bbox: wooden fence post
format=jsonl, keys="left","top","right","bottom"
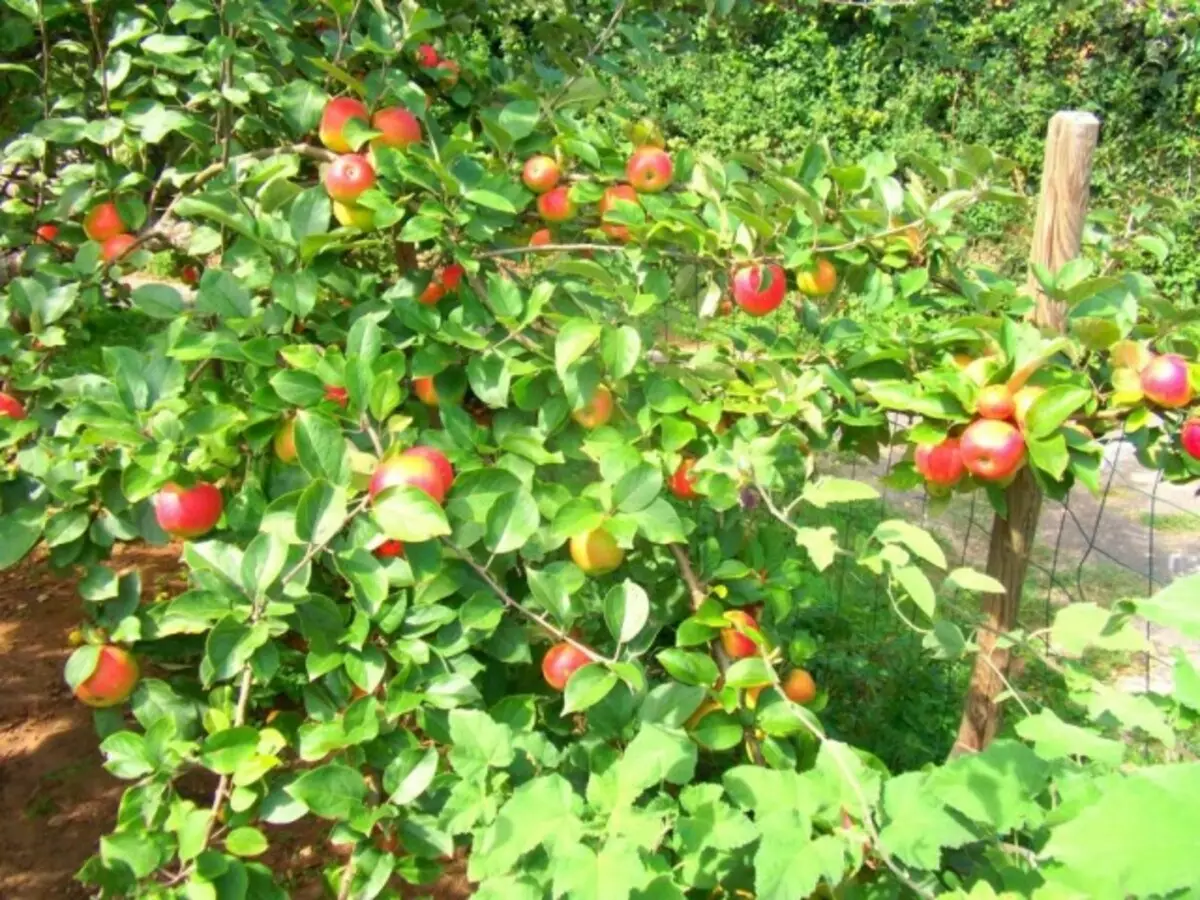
{"left": 951, "top": 111, "right": 1101, "bottom": 757}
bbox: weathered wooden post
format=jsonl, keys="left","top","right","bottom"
{"left": 952, "top": 111, "right": 1101, "bottom": 756}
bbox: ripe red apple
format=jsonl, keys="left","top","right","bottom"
{"left": 333, "top": 201, "right": 375, "bottom": 230}
{"left": 375, "top": 539, "right": 405, "bottom": 559}
{"left": 35, "top": 224, "right": 58, "bottom": 243}
{"left": 274, "top": 419, "right": 297, "bottom": 463}
{"left": 537, "top": 186, "right": 576, "bottom": 223}
{"left": 720, "top": 609, "right": 759, "bottom": 660}
{"left": 180, "top": 264, "right": 201, "bottom": 285}
{"left": 369, "top": 453, "right": 448, "bottom": 504}
{"left": 416, "top": 44, "right": 439, "bottom": 67}
{"left": 154, "top": 482, "right": 224, "bottom": 539}
{"left": 436, "top": 59, "right": 459, "bottom": 86}
{"left": 319, "top": 96, "right": 369, "bottom": 153}
{"left": 83, "top": 201, "right": 126, "bottom": 242}
{"left": 325, "top": 154, "right": 376, "bottom": 203}
{"left": 412, "top": 376, "right": 439, "bottom": 406}
{"left": 529, "top": 228, "right": 553, "bottom": 247}
{"left": 372, "top": 106, "right": 422, "bottom": 150}
{"left": 324, "top": 385, "right": 349, "bottom": 407}
{"left": 571, "top": 385, "right": 614, "bottom": 429}
{"left": 569, "top": 526, "right": 624, "bottom": 575}
{"left": 401, "top": 446, "right": 454, "bottom": 496}
{"left": 731, "top": 264, "right": 787, "bottom": 316}
{"left": 522, "top": 155, "right": 561, "bottom": 194}
{"left": 1141, "top": 354, "right": 1193, "bottom": 408}
{"left": 960, "top": 419, "right": 1026, "bottom": 482}
{"left": 101, "top": 234, "right": 138, "bottom": 264}
{"left": 796, "top": 258, "right": 837, "bottom": 297}
{"left": 1181, "top": 419, "right": 1200, "bottom": 460}
{"left": 976, "top": 384, "right": 1015, "bottom": 421}
{"left": 781, "top": 668, "right": 817, "bottom": 705}
{"left": 669, "top": 458, "right": 699, "bottom": 500}
{"left": 598, "top": 184, "right": 639, "bottom": 242}
{"left": 914, "top": 437, "right": 965, "bottom": 487}
{"left": 418, "top": 280, "right": 445, "bottom": 306}
{"left": 542, "top": 642, "right": 589, "bottom": 691}
{"left": 73, "top": 645, "right": 139, "bottom": 708}
{"left": 441, "top": 263, "right": 465, "bottom": 292}
{"left": 626, "top": 146, "right": 673, "bottom": 193}
{"left": 0, "top": 392, "right": 27, "bottom": 420}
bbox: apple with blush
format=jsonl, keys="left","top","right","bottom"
{"left": 101, "top": 234, "right": 138, "bottom": 264}
{"left": 571, "top": 385, "right": 614, "bottom": 429}
{"left": 371, "top": 106, "right": 421, "bottom": 150}
{"left": 542, "top": 642, "right": 590, "bottom": 691}
{"left": 960, "top": 419, "right": 1026, "bottom": 482}
{"left": 976, "top": 384, "right": 1015, "bottom": 421}
{"left": 732, "top": 264, "right": 787, "bottom": 316}
{"left": 522, "top": 155, "right": 560, "bottom": 194}
{"left": 71, "top": 645, "right": 139, "bottom": 708}
{"left": 537, "top": 186, "right": 576, "bottom": 223}
{"left": 154, "top": 482, "right": 224, "bottom": 539}
{"left": 319, "top": 97, "right": 369, "bottom": 153}
{"left": 84, "top": 201, "right": 126, "bottom": 242}
{"left": 914, "top": 437, "right": 965, "bottom": 487}
{"left": 598, "top": 184, "right": 639, "bottom": 242}
{"left": 668, "top": 458, "right": 699, "bottom": 500}
{"left": 626, "top": 146, "right": 673, "bottom": 193}
{"left": 1141, "top": 354, "right": 1193, "bottom": 408}
{"left": 796, "top": 258, "right": 837, "bottom": 297}
{"left": 0, "top": 391, "right": 27, "bottom": 420}
{"left": 324, "top": 154, "right": 376, "bottom": 203}
{"left": 720, "top": 609, "right": 759, "bottom": 660}
{"left": 1181, "top": 419, "right": 1200, "bottom": 460}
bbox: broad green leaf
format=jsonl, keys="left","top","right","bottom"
{"left": 286, "top": 763, "right": 367, "bottom": 819}
{"left": 131, "top": 284, "right": 184, "bottom": 319}
{"left": 1014, "top": 709, "right": 1125, "bottom": 765}
{"left": 555, "top": 319, "right": 601, "bottom": 380}
{"left": 657, "top": 648, "right": 720, "bottom": 686}
{"left": 801, "top": 477, "right": 880, "bottom": 508}
{"left": 879, "top": 771, "right": 979, "bottom": 870}
{"left": 468, "top": 775, "right": 581, "bottom": 881}
{"left": 945, "top": 567, "right": 1005, "bottom": 594}
{"left": 448, "top": 709, "right": 515, "bottom": 780}
{"left": 374, "top": 486, "right": 451, "bottom": 542}
{"left": 601, "top": 326, "right": 641, "bottom": 380}
{"left": 604, "top": 580, "right": 650, "bottom": 643}
{"left": 200, "top": 727, "right": 259, "bottom": 774}
{"left": 793, "top": 526, "right": 839, "bottom": 572}
{"left": 874, "top": 520, "right": 946, "bottom": 569}
{"left": 485, "top": 489, "right": 539, "bottom": 554}
{"left": 563, "top": 664, "right": 618, "bottom": 714}
{"left": 1025, "top": 385, "right": 1093, "bottom": 439}
{"left": 0, "top": 505, "right": 45, "bottom": 570}
{"left": 613, "top": 463, "right": 662, "bottom": 513}
{"left": 296, "top": 480, "right": 348, "bottom": 546}
{"left": 385, "top": 747, "right": 440, "bottom": 806}
{"left": 225, "top": 826, "right": 268, "bottom": 857}
{"left": 294, "top": 411, "right": 351, "bottom": 486}
{"left": 894, "top": 565, "right": 936, "bottom": 618}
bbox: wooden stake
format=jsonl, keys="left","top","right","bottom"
{"left": 951, "top": 111, "right": 1100, "bottom": 757}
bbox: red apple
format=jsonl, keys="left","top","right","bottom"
{"left": 375, "top": 539, "right": 405, "bottom": 559}
{"left": 571, "top": 386, "right": 614, "bottom": 429}
{"left": 960, "top": 419, "right": 1026, "bottom": 482}
{"left": 537, "top": 186, "right": 576, "bottom": 223}
{"left": 1141, "top": 354, "right": 1193, "bottom": 409}
{"left": 529, "top": 228, "right": 553, "bottom": 247}
{"left": 83, "top": 201, "right": 126, "bottom": 242}
{"left": 72, "top": 645, "right": 139, "bottom": 708}
{"left": 669, "top": 458, "right": 699, "bottom": 500}
{"left": 401, "top": 445, "right": 454, "bottom": 496}
{"left": 101, "top": 233, "right": 138, "bottom": 264}
{"left": 731, "top": 264, "right": 787, "bottom": 316}
{"left": 542, "top": 642, "right": 589, "bottom": 692}
{"left": 720, "top": 609, "right": 759, "bottom": 660}
{"left": 976, "top": 384, "right": 1015, "bottom": 421}
{"left": 180, "top": 264, "right": 201, "bottom": 285}
{"left": 598, "top": 184, "right": 639, "bottom": 242}
{"left": 325, "top": 385, "right": 349, "bottom": 407}
{"left": 372, "top": 106, "right": 422, "bottom": 150}
{"left": 416, "top": 44, "right": 439, "bottom": 67}
{"left": 369, "top": 453, "right": 448, "bottom": 504}
{"left": 319, "top": 96, "right": 369, "bottom": 153}
{"left": 436, "top": 59, "right": 459, "bottom": 86}
{"left": 914, "top": 437, "right": 965, "bottom": 487}
{"left": 154, "top": 482, "right": 224, "bottom": 539}
{"left": 418, "top": 280, "right": 445, "bottom": 306}
{"left": 1182, "top": 419, "right": 1200, "bottom": 460}
{"left": 413, "top": 376, "right": 439, "bottom": 406}
{"left": 0, "top": 392, "right": 27, "bottom": 420}
{"left": 626, "top": 146, "right": 673, "bottom": 193}
{"left": 35, "top": 224, "right": 58, "bottom": 243}
{"left": 325, "top": 154, "right": 376, "bottom": 203}
{"left": 522, "top": 155, "right": 560, "bottom": 194}
{"left": 441, "top": 263, "right": 465, "bottom": 293}
{"left": 796, "top": 258, "right": 837, "bottom": 297}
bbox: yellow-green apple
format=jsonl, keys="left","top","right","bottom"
{"left": 0, "top": 392, "right": 27, "bottom": 419}
{"left": 371, "top": 106, "right": 421, "bottom": 150}
{"left": 435, "top": 59, "right": 459, "bottom": 86}
{"left": 1012, "top": 386, "right": 1045, "bottom": 431}
{"left": 1182, "top": 419, "right": 1200, "bottom": 460}
{"left": 796, "top": 258, "right": 837, "bottom": 296}
{"left": 960, "top": 419, "right": 1026, "bottom": 481}
{"left": 401, "top": 445, "right": 454, "bottom": 496}
{"left": 626, "top": 146, "right": 673, "bottom": 193}
{"left": 1141, "top": 354, "right": 1193, "bottom": 408}
{"left": 732, "top": 263, "right": 786, "bottom": 316}
{"left": 72, "top": 645, "right": 139, "bottom": 707}
{"left": 529, "top": 228, "right": 553, "bottom": 247}
{"left": 154, "top": 482, "right": 224, "bottom": 538}
{"left": 720, "top": 609, "right": 759, "bottom": 659}
{"left": 537, "top": 185, "right": 576, "bottom": 223}
{"left": 101, "top": 233, "right": 138, "bottom": 264}
{"left": 569, "top": 526, "right": 624, "bottom": 575}
{"left": 522, "top": 155, "right": 560, "bottom": 194}
{"left": 319, "top": 96, "right": 369, "bottom": 153}
{"left": 914, "top": 437, "right": 965, "bottom": 487}
{"left": 35, "top": 224, "right": 58, "bottom": 243}
{"left": 412, "top": 376, "right": 439, "bottom": 406}
{"left": 571, "top": 385, "right": 614, "bottom": 428}
{"left": 416, "top": 44, "right": 439, "bottom": 67}
{"left": 542, "top": 642, "right": 590, "bottom": 691}
{"left": 333, "top": 201, "right": 375, "bottom": 230}
{"left": 628, "top": 117, "right": 665, "bottom": 149}
{"left": 599, "top": 183, "right": 639, "bottom": 241}
{"left": 84, "top": 201, "right": 126, "bottom": 242}
{"left": 976, "top": 384, "right": 1015, "bottom": 420}
{"left": 375, "top": 539, "right": 405, "bottom": 559}
{"left": 324, "top": 154, "right": 375, "bottom": 203}
{"left": 369, "top": 449, "right": 451, "bottom": 504}
{"left": 274, "top": 419, "right": 297, "bottom": 463}
{"left": 668, "top": 457, "right": 699, "bottom": 500}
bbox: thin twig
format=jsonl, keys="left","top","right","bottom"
{"left": 476, "top": 242, "right": 626, "bottom": 259}
{"left": 549, "top": 0, "right": 628, "bottom": 107}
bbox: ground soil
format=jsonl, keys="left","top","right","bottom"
{"left": 0, "top": 544, "right": 472, "bottom": 900}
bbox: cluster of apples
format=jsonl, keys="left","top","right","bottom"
{"left": 914, "top": 383, "right": 1039, "bottom": 489}
{"left": 714, "top": 608, "right": 818, "bottom": 707}
{"left": 82, "top": 200, "right": 140, "bottom": 264}
{"left": 728, "top": 257, "right": 837, "bottom": 318}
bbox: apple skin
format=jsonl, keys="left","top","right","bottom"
{"left": 73, "top": 645, "right": 139, "bottom": 708}
{"left": 781, "top": 668, "right": 817, "bottom": 705}
{"left": 960, "top": 419, "right": 1026, "bottom": 482}
{"left": 401, "top": 445, "right": 454, "bottom": 497}
{"left": 375, "top": 539, "right": 405, "bottom": 559}
{"left": 0, "top": 392, "right": 27, "bottom": 420}
{"left": 371, "top": 106, "right": 421, "bottom": 150}
{"left": 668, "top": 458, "right": 699, "bottom": 500}
{"left": 369, "top": 453, "right": 448, "bottom": 504}
{"left": 154, "top": 482, "right": 224, "bottom": 539}
{"left": 418, "top": 280, "right": 445, "bottom": 306}
{"left": 333, "top": 201, "right": 375, "bottom": 230}
{"left": 101, "top": 233, "right": 138, "bottom": 264}
{"left": 571, "top": 386, "right": 614, "bottom": 429}
{"left": 1013, "top": 386, "right": 1045, "bottom": 431}
{"left": 274, "top": 419, "right": 297, "bottom": 463}
{"left": 720, "top": 609, "right": 759, "bottom": 660}
{"left": 796, "top": 258, "right": 837, "bottom": 297}
{"left": 626, "top": 146, "right": 673, "bottom": 193}
{"left": 1181, "top": 419, "right": 1200, "bottom": 460}
{"left": 542, "top": 642, "right": 590, "bottom": 691}
{"left": 319, "top": 97, "right": 369, "bottom": 153}
{"left": 537, "top": 186, "right": 576, "bottom": 223}
{"left": 416, "top": 43, "right": 439, "bottom": 67}
{"left": 324, "top": 385, "right": 349, "bottom": 407}
{"left": 732, "top": 264, "right": 787, "bottom": 316}
{"left": 180, "top": 264, "right": 201, "bottom": 285}
{"left": 976, "top": 384, "right": 1015, "bottom": 421}
{"left": 529, "top": 228, "right": 553, "bottom": 247}
{"left": 599, "top": 184, "right": 639, "bottom": 241}
{"left": 413, "top": 376, "right": 439, "bottom": 406}
{"left": 435, "top": 59, "right": 459, "bottom": 86}
{"left": 1141, "top": 354, "right": 1193, "bottom": 408}
{"left": 569, "top": 526, "right": 625, "bottom": 576}
{"left": 522, "top": 155, "right": 560, "bottom": 194}
{"left": 325, "top": 154, "right": 376, "bottom": 203}
{"left": 84, "top": 202, "right": 126, "bottom": 242}
{"left": 441, "top": 263, "right": 465, "bottom": 292}
{"left": 35, "top": 224, "right": 59, "bottom": 243}
{"left": 914, "top": 437, "right": 965, "bottom": 487}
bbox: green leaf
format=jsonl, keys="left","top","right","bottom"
{"left": 1133, "top": 234, "right": 1169, "bottom": 263}
{"left": 793, "top": 526, "right": 839, "bottom": 572}
{"left": 64, "top": 645, "right": 101, "bottom": 691}
{"left": 497, "top": 100, "right": 540, "bottom": 141}
{"left": 448, "top": 710, "right": 514, "bottom": 779}
{"left": 294, "top": 411, "right": 350, "bottom": 486}
{"left": 1138, "top": 573, "right": 1200, "bottom": 640}
{"left": 555, "top": 319, "right": 601, "bottom": 380}
{"left": 373, "top": 485, "right": 451, "bottom": 542}
{"left": 1014, "top": 709, "right": 1125, "bottom": 765}
{"left": 226, "top": 826, "right": 268, "bottom": 857}
{"left": 801, "top": 477, "right": 880, "bottom": 508}
{"left": 640, "top": 683, "right": 706, "bottom": 727}
{"left": 879, "top": 771, "right": 979, "bottom": 870}
{"left": 468, "top": 775, "right": 580, "bottom": 881}
{"left": 273, "top": 270, "right": 320, "bottom": 319}
{"left": 130, "top": 284, "right": 184, "bottom": 319}
{"left": 926, "top": 740, "right": 1049, "bottom": 832}
{"left": 604, "top": 580, "right": 650, "bottom": 644}
{"left": 628, "top": 497, "right": 685, "bottom": 544}
{"left": 894, "top": 565, "right": 936, "bottom": 618}
{"left": 691, "top": 710, "right": 743, "bottom": 751}
{"left": 485, "top": 489, "right": 539, "bottom": 554}
{"left": 724, "top": 658, "right": 772, "bottom": 688}
{"left": 657, "top": 649, "right": 719, "bottom": 686}
{"left": 614, "top": 724, "right": 698, "bottom": 800}
{"left": 296, "top": 480, "right": 348, "bottom": 546}
{"left": 465, "top": 190, "right": 517, "bottom": 213}
{"left": 270, "top": 370, "right": 327, "bottom": 406}
{"left": 1027, "top": 432, "right": 1070, "bottom": 480}
{"left": 562, "top": 664, "right": 618, "bottom": 714}
{"left": 1024, "top": 385, "right": 1092, "bottom": 439}
{"left": 289, "top": 186, "right": 331, "bottom": 245}
{"left": 240, "top": 533, "right": 288, "bottom": 597}
{"left": 945, "top": 567, "right": 1005, "bottom": 594}
{"left": 874, "top": 520, "right": 946, "bottom": 569}
{"left": 755, "top": 818, "right": 841, "bottom": 900}
{"left": 601, "top": 326, "right": 641, "bottom": 380}
{"left": 385, "top": 747, "right": 440, "bottom": 806}
{"left": 613, "top": 463, "right": 663, "bottom": 514}
{"left": 101, "top": 831, "right": 161, "bottom": 878}
{"left": 200, "top": 727, "right": 259, "bottom": 775}
{"left": 467, "top": 354, "right": 510, "bottom": 408}
{"left": 1049, "top": 602, "right": 1145, "bottom": 657}
{"left": 0, "top": 505, "right": 45, "bottom": 570}
{"left": 286, "top": 763, "right": 367, "bottom": 819}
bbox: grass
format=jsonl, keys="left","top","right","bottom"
{"left": 1139, "top": 511, "right": 1200, "bottom": 534}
